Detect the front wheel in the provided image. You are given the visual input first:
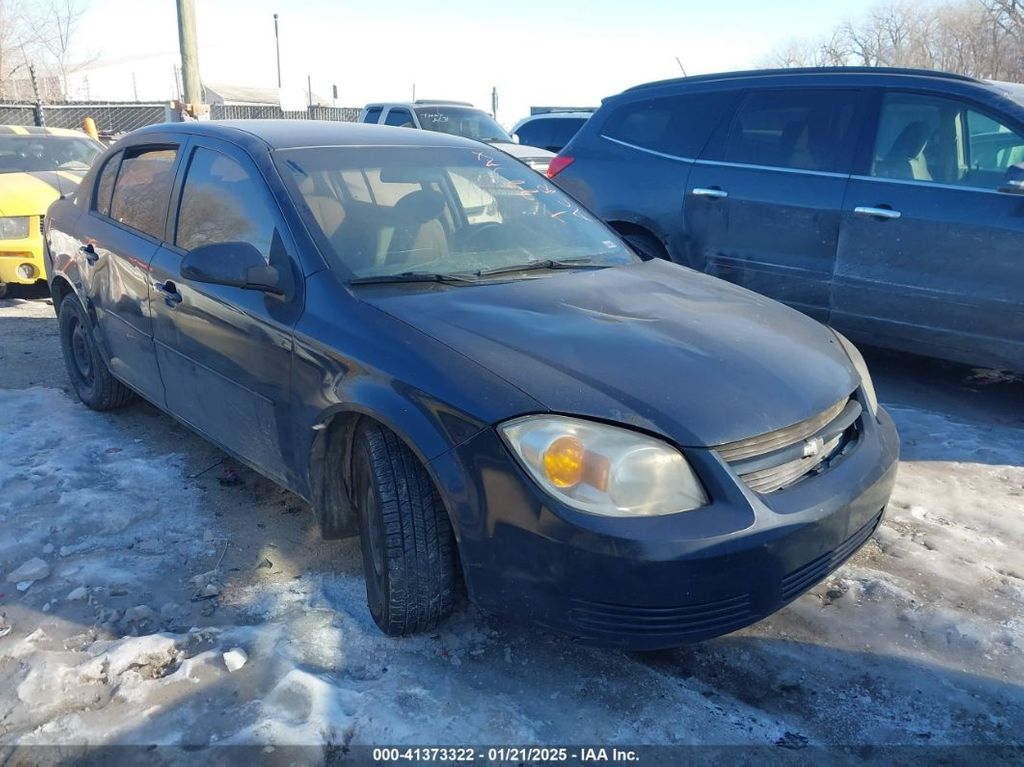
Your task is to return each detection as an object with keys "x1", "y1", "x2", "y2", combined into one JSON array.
[
  {"x1": 58, "y1": 294, "x2": 135, "y2": 410},
  {"x1": 352, "y1": 422, "x2": 459, "y2": 635}
]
